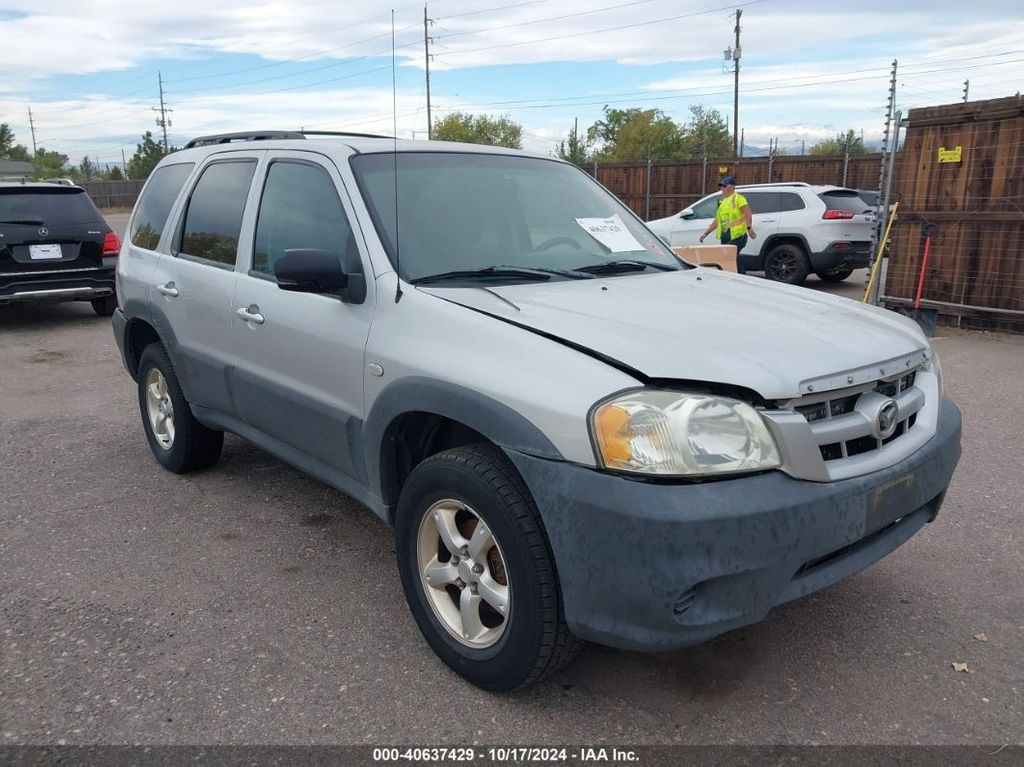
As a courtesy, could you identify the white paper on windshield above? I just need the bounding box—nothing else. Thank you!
[575,214,645,253]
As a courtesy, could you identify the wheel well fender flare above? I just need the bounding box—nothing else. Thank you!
[364,377,563,507]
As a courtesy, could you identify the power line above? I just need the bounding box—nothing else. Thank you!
[434,0,770,58]
[436,0,665,40]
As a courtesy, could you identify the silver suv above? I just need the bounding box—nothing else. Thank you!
[113,131,961,691]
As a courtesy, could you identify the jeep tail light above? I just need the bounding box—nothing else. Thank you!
[103,231,121,256]
[822,210,855,220]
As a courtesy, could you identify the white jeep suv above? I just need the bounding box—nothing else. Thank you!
[646,182,876,284]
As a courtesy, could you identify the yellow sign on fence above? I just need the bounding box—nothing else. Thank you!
[718,166,729,173]
[937,146,963,163]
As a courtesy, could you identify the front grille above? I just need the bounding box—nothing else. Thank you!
[790,368,925,464]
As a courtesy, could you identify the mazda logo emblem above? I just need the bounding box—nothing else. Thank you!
[38,227,49,237]
[876,400,899,439]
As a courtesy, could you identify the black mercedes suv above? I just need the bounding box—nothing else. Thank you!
[0,182,120,316]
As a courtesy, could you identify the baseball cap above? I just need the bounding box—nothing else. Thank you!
[718,175,737,186]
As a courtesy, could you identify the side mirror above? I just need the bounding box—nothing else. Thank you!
[274,249,366,304]
[680,208,695,220]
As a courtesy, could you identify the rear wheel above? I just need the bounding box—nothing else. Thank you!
[137,344,223,473]
[91,295,116,317]
[395,444,579,691]
[764,243,811,285]
[817,268,853,283]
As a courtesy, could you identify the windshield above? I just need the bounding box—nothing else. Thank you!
[350,152,682,282]
[0,188,102,226]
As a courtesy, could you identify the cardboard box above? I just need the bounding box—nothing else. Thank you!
[673,244,738,273]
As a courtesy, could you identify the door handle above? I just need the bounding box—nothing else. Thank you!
[156,282,179,297]
[759,218,777,223]
[236,304,265,325]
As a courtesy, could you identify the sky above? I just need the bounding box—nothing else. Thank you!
[1,0,1022,167]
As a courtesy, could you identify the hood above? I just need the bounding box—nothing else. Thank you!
[419,269,929,400]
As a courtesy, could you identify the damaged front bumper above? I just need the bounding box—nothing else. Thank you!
[506,398,962,651]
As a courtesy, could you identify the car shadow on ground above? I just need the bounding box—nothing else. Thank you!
[0,301,107,331]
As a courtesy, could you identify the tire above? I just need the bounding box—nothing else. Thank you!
[764,243,811,285]
[395,444,579,691]
[137,344,223,474]
[816,268,854,283]
[91,295,116,317]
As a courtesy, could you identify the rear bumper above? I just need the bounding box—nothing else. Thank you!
[506,398,961,651]
[810,243,872,273]
[0,272,115,304]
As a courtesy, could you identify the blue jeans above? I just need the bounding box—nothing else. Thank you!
[721,233,748,274]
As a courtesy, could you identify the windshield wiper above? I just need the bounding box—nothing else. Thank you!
[0,218,45,225]
[576,259,679,275]
[410,265,592,285]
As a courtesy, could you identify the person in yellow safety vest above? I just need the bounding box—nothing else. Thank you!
[698,175,756,274]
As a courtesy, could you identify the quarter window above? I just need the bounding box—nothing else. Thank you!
[129,163,194,250]
[253,161,358,278]
[179,161,256,266]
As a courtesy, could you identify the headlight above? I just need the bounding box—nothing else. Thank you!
[591,390,781,476]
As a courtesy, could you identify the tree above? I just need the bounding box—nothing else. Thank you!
[71,155,98,183]
[432,113,523,149]
[586,107,686,163]
[809,129,867,156]
[127,131,174,180]
[104,165,125,181]
[32,148,69,179]
[557,121,590,165]
[0,123,14,155]
[679,105,731,158]
[5,144,32,161]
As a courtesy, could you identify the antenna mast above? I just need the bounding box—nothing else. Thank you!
[424,4,433,139]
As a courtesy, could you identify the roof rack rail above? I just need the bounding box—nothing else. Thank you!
[739,181,811,187]
[300,130,394,140]
[184,131,304,149]
[184,129,396,149]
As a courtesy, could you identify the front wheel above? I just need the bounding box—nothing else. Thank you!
[137,344,224,473]
[764,243,811,285]
[395,444,579,691]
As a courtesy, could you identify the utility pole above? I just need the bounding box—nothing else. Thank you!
[424,5,433,139]
[152,72,173,153]
[739,127,744,158]
[27,106,38,155]
[121,148,129,179]
[962,79,969,103]
[733,9,742,159]
[868,60,898,298]
[801,138,805,156]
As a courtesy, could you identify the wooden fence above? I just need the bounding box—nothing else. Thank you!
[81,179,146,209]
[588,154,882,220]
[883,96,1024,331]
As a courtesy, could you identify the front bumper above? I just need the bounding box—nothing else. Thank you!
[506,398,961,651]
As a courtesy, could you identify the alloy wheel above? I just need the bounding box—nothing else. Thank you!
[416,499,510,648]
[145,368,175,450]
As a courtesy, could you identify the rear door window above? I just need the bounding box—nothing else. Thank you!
[743,192,781,214]
[820,190,871,214]
[779,192,806,211]
[130,163,194,250]
[178,161,257,267]
[0,188,102,226]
